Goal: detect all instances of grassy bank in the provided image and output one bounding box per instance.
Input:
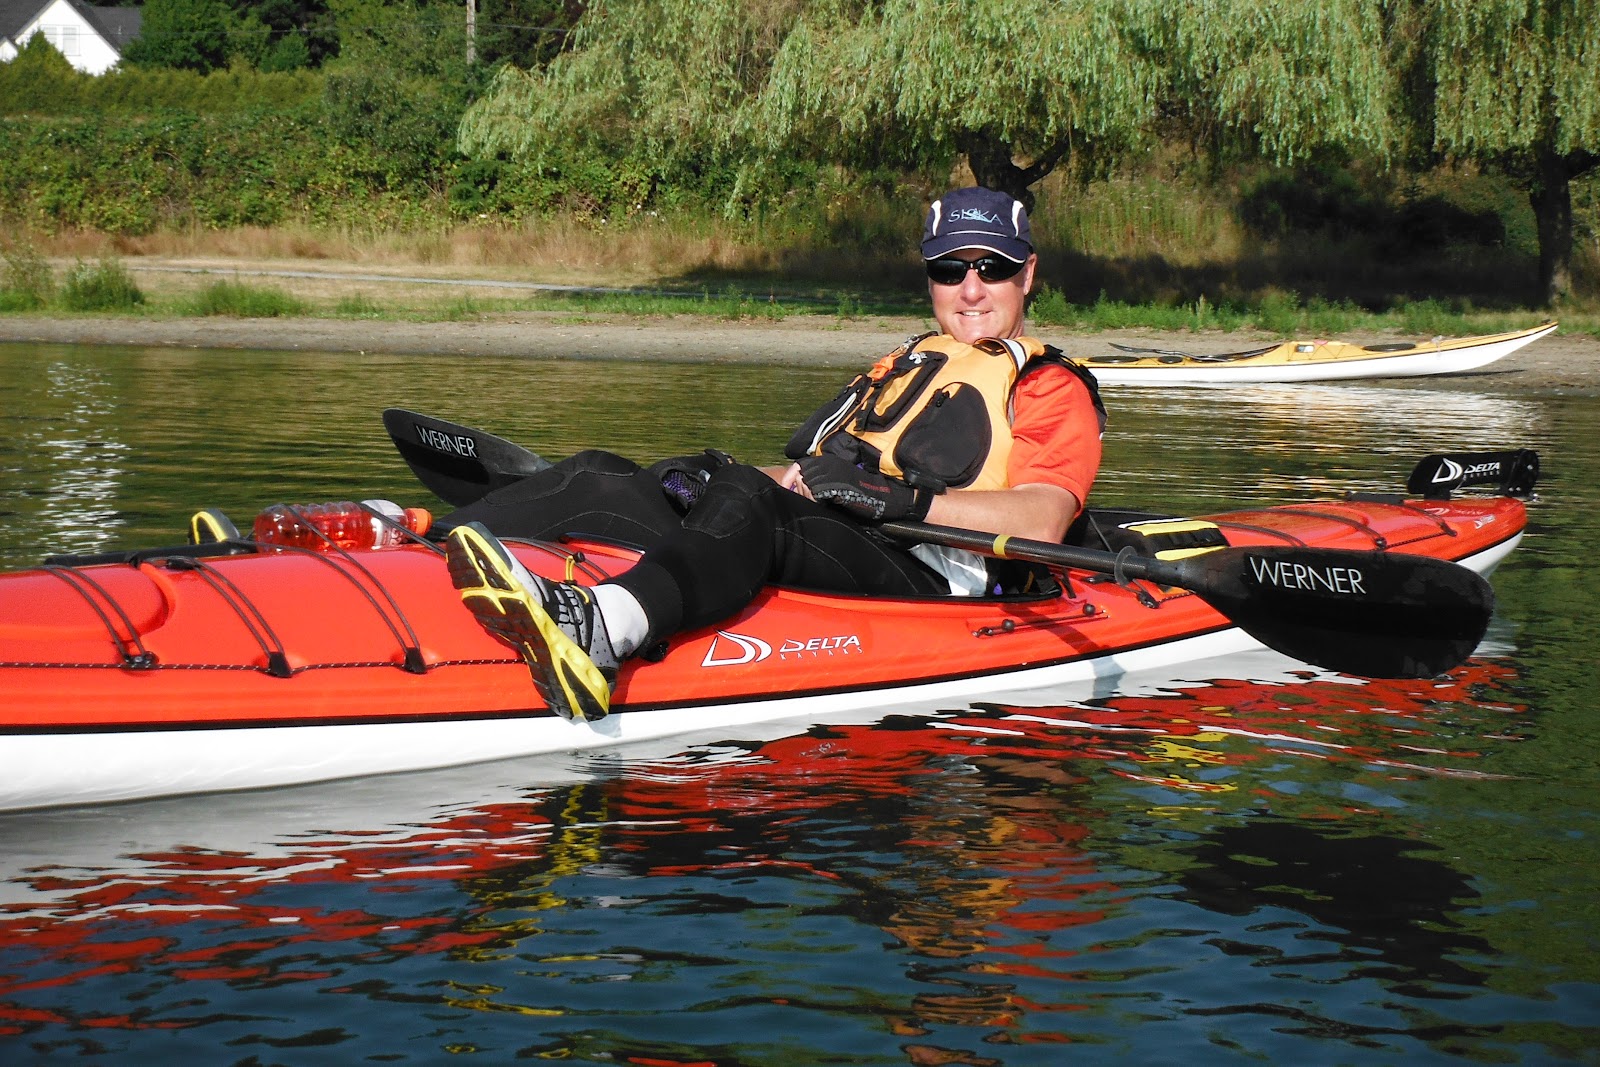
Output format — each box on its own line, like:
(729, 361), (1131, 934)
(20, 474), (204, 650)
(2, 249), (1584, 341)
(4, 154), (1596, 340)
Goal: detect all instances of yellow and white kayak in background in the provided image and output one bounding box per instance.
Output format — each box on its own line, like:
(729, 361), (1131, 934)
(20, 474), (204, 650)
(1081, 321), (1557, 385)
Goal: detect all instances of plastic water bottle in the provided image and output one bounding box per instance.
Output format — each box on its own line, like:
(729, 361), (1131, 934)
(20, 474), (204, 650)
(251, 499), (433, 551)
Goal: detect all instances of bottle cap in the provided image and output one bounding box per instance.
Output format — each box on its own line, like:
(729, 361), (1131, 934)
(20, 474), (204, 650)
(403, 507), (434, 535)
(361, 499), (405, 521)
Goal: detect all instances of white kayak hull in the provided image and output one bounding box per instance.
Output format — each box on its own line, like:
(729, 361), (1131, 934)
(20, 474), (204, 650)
(1084, 322), (1557, 386)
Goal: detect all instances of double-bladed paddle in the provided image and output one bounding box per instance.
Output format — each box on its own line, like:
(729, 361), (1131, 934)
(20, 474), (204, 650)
(382, 407), (1497, 679)
(382, 407), (551, 504)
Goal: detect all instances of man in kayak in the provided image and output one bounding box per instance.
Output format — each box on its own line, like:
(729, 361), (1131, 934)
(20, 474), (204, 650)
(443, 186), (1105, 721)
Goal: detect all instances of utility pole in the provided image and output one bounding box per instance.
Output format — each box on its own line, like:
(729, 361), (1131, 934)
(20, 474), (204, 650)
(466, 0), (476, 63)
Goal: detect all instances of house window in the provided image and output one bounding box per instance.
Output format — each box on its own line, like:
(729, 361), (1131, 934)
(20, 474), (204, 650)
(41, 25), (80, 56)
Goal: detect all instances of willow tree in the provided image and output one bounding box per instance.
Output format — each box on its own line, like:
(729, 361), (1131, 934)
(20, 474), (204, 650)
(1151, 1), (1395, 164)
(751, 0), (1166, 209)
(1418, 0), (1600, 305)
(1166, 0), (1600, 305)
(459, 0), (1168, 211)
(459, 0), (807, 203)
(459, 1), (1400, 215)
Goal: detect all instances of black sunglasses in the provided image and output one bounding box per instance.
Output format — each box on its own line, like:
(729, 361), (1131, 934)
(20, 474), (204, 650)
(926, 255), (1026, 286)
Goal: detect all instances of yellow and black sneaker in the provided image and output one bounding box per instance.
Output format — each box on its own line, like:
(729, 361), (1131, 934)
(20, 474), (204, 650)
(189, 508), (241, 545)
(445, 522), (619, 722)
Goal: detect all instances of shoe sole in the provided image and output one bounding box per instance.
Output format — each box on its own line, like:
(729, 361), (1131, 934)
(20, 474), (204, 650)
(444, 526), (611, 723)
(189, 508), (240, 544)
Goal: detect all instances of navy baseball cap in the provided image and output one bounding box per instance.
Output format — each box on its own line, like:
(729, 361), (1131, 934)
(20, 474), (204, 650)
(921, 187), (1033, 263)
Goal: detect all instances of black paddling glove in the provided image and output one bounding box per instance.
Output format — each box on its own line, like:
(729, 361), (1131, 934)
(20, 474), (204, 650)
(649, 449), (736, 512)
(798, 455), (933, 522)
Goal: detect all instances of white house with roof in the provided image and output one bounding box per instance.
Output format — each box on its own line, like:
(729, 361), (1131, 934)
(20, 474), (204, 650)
(0, 0), (141, 75)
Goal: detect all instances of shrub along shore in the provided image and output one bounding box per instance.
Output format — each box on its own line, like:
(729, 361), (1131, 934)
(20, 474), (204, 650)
(0, 250), (1584, 342)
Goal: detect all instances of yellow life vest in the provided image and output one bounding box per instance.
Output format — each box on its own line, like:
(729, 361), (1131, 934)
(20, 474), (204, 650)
(785, 333), (1055, 492)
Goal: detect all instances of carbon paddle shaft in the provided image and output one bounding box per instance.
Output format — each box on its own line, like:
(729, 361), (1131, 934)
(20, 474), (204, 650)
(882, 520), (1495, 680)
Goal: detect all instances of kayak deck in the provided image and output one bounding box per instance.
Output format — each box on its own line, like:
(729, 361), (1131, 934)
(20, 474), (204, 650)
(1, 493), (1526, 731)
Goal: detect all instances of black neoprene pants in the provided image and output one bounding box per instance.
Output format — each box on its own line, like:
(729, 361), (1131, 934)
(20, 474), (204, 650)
(439, 450), (949, 644)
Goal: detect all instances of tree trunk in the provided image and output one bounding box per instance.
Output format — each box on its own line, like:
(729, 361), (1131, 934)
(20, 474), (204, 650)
(1529, 148), (1573, 307)
(957, 129), (1072, 213)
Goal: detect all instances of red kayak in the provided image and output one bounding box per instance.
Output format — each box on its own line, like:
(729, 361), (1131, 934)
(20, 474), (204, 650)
(0, 443), (1535, 812)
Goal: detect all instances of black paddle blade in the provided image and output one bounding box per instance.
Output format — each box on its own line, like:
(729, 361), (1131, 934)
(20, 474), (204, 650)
(1170, 546), (1496, 679)
(1406, 449), (1539, 499)
(381, 408), (551, 506)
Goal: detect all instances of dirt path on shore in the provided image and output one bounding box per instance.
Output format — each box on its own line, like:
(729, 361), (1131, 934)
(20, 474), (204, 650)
(2, 258), (1596, 395)
(6, 311), (1596, 395)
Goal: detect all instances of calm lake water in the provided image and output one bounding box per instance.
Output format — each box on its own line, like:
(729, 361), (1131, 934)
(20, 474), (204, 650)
(1, 341), (1597, 1064)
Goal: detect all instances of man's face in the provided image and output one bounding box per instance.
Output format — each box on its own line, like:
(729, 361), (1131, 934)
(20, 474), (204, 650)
(927, 248), (1036, 344)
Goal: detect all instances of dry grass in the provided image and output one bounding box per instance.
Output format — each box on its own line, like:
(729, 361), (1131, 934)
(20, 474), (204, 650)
(21, 217), (893, 288)
(9, 161), (1595, 313)
(12, 190), (934, 296)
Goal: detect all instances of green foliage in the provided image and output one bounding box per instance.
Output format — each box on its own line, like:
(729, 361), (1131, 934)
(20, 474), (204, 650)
(258, 32), (313, 73)
(755, 0), (1164, 189)
(1425, 0), (1600, 159)
(475, 0), (584, 70)
(1402, 0), (1600, 302)
(1254, 290), (1304, 334)
(334, 292), (382, 316)
(1, 0), (1594, 310)
(104, 66), (322, 113)
(121, 0), (332, 73)
(1396, 298), (1458, 336)
(1155, 0), (1393, 165)
(228, 0), (337, 68)
(447, 1), (770, 178)
(60, 258), (145, 311)
(441, 294), (482, 320)
(0, 34), (80, 113)
(186, 280), (306, 316)
(0, 47), (323, 116)
(0, 110), (459, 233)
(460, 0), (1165, 208)
(0, 244), (55, 311)
(1027, 289), (1476, 336)
(323, 2), (486, 185)
(1028, 284), (1072, 326)
(457, 1), (969, 215)
(1034, 170), (1238, 261)
(123, 0), (238, 73)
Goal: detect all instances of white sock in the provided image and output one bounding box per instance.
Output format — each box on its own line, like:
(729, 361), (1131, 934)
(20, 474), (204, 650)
(591, 582), (650, 658)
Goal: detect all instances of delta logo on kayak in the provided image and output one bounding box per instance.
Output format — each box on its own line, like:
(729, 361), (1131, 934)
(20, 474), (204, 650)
(702, 629), (863, 667)
(1429, 457), (1502, 484)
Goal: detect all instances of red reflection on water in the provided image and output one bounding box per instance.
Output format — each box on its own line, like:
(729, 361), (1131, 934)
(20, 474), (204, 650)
(0, 657), (1530, 1043)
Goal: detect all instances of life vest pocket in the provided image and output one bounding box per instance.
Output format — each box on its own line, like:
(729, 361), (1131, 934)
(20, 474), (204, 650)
(785, 377), (870, 460)
(855, 349), (948, 433)
(893, 382), (992, 489)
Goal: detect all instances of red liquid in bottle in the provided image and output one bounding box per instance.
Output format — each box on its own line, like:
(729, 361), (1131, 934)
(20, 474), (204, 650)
(251, 500), (432, 550)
